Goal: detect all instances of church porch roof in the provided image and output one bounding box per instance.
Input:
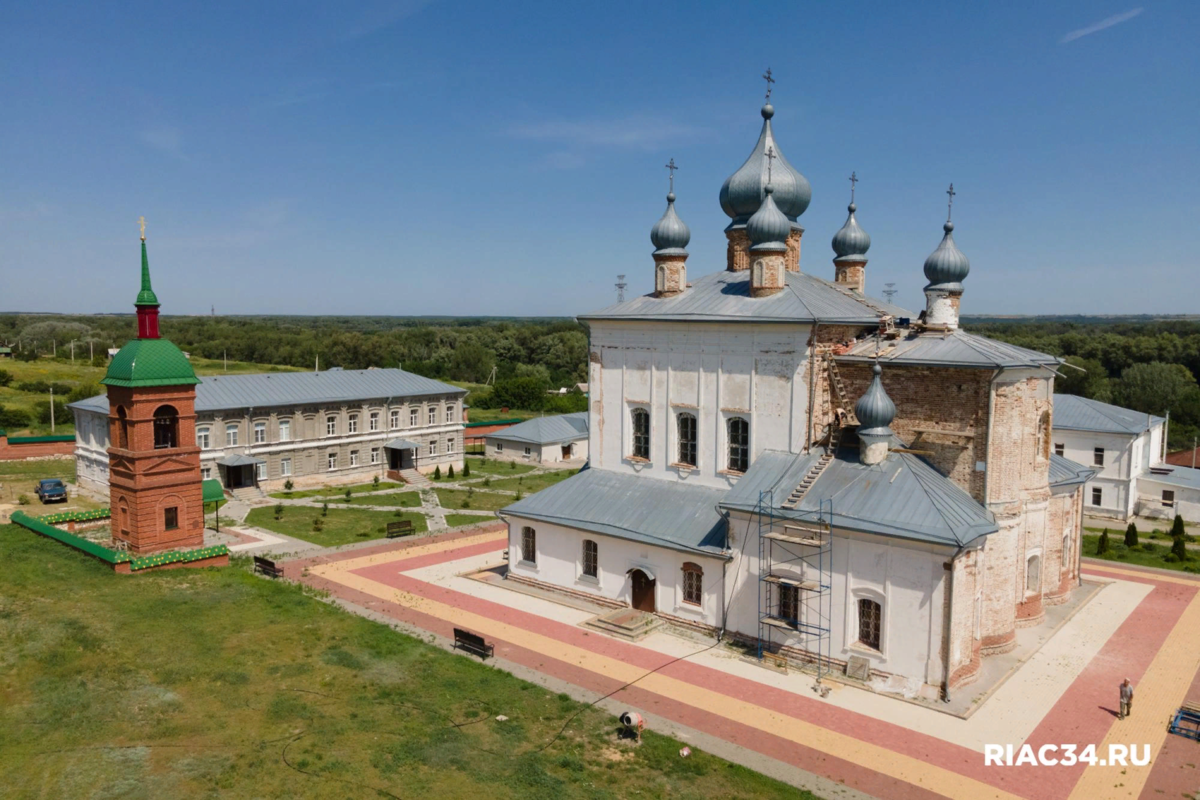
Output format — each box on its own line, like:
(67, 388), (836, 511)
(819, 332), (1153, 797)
(836, 329), (1061, 370)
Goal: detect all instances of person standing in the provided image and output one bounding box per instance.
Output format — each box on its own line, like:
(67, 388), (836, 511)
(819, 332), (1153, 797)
(1119, 678), (1134, 720)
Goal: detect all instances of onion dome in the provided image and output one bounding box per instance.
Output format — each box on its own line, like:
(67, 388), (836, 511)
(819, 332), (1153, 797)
(923, 220), (971, 291)
(746, 186), (790, 253)
(854, 363), (896, 436)
(719, 104), (812, 224)
(832, 202), (871, 262)
(102, 338), (199, 388)
(650, 191), (690, 255)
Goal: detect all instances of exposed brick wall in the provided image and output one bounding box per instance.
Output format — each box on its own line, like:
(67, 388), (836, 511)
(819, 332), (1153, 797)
(725, 228), (803, 273)
(987, 375), (1053, 505)
(0, 436), (75, 460)
(946, 548), (982, 689)
(834, 261), (865, 293)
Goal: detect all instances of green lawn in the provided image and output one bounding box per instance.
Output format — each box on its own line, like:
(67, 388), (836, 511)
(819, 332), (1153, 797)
(485, 470), (577, 494)
(330, 491), (423, 508)
(466, 408), (541, 424)
(462, 456), (537, 477)
(1082, 534), (1200, 573)
(434, 489), (513, 512)
(444, 513), (499, 528)
(269, 481), (404, 500)
(0, 527), (815, 799)
(245, 506), (428, 547)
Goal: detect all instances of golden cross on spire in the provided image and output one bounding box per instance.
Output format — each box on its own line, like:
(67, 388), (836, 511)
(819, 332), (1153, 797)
(765, 145), (777, 184)
(763, 67), (775, 101)
(138, 216), (146, 241)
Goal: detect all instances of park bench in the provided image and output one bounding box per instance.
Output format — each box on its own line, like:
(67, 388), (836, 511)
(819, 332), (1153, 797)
(452, 627), (494, 659)
(386, 520), (414, 538)
(253, 556), (284, 578)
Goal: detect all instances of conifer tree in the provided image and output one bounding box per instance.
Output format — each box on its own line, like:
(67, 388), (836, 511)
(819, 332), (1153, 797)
(1124, 522), (1138, 548)
(1171, 514), (1187, 540)
(434, 466), (442, 480)
(462, 460), (471, 478)
(448, 465), (455, 479)
(1097, 528), (1109, 555)
(1172, 530), (1189, 561)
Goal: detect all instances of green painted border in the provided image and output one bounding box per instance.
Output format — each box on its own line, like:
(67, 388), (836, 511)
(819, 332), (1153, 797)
(10, 510), (228, 570)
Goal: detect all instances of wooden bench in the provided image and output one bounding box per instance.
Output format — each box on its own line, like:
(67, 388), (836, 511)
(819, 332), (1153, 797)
(253, 556), (284, 578)
(453, 627), (494, 659)
(386, 520), (414, 538)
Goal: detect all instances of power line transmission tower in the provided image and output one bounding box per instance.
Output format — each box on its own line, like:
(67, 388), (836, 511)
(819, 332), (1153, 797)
(882, 282), (897, 304)
(616, 274), (628, 303)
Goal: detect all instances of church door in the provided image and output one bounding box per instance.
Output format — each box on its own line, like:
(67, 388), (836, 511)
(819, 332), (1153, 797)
(630, 569), (656, 613)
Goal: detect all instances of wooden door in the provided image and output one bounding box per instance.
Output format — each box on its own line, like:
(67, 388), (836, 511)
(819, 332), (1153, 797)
(631, 570), (656, 612)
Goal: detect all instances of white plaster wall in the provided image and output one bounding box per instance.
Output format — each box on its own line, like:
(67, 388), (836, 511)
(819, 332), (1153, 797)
(1135, 475), (1200, 523)
(71, 407), (111, 490)
(485, 437), (588, 465)
(505, 516), (725, 627)
(1052, 429), (1136, 517)
(587, 321), (813, 490)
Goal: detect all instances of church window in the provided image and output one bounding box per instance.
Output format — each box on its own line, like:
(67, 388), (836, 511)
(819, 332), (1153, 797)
(278, 419), (291, 442)
(429, 406), (437, 425)
(677, 413), (697, 467)
(727, 417), (749, 473)
(164, 507), (178, 531)
(350, 450), (359, 467)
(857, 598), (882, 651)
(281, 458), (292, 477)
(1091, 487), (1102, 506)
(1163, 489), (1175, 507)
(1062, 532), (1071, 572)
(1026, 555), (1041, 595)
(256, 462), (267, 481)
(327, 452), (337, 470)
(682, 562), (703, 606)
(409, 408), (418, 426)
(225, 423), (239, 447)
(446, 438), (454, 454)
(521, 526), (537, 565)
(778, 583), (799, 624)
(1054, 442), (1064, 457)
(326, 416), (337, 436)
(117, 406), (129, 449)
(582, 539), (598, 578)
(429, 440), (438, 456)
(370, 447), (380, 464)
(1093, 447), (1105, 467)
(369, 411), (380, 432)
(197, 426), (211, 450)
(390, 409), (400, 429)
(348, 414), (359, 434)
(201, 466), (211, 480)
(253, 421), (266, 444)
(631, 408), (650, 460)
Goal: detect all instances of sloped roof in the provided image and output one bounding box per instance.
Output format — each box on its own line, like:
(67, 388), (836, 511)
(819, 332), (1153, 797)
(102, 339), (200, 388)
(579, 269), (912, 325)
(1048, 454), (1097, 492)
(72, 368), (464, 415)
(486, 413), (588, 445)
(837, 329), (1061, 370)
(1053, 394), (1164, 435)
(721, 447), (998, 547)
(1138, 465), (1200, 491)
(502, 468), (729, 556)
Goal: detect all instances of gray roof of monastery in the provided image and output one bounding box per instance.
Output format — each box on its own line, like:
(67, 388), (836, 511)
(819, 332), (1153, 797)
(1139, 465), (1200, 491)
(579, 269), (912, 325)
(837, 329), (1061, 369)
(1052, 394), (1164, 435)
(720, 446), (998, 547)
(67, 368), (464, 415)
(502, 468), (729, 556)
(1048, 454), (1097, 490)
(485, 412), (588, 445)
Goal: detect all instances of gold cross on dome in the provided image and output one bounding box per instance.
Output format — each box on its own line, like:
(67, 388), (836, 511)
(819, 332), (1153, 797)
(765, 146), (777, 184)
(138, 216), (146, 240)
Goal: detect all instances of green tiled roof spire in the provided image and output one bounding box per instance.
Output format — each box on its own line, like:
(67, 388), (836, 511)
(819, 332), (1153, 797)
(135, 238), (159, 306)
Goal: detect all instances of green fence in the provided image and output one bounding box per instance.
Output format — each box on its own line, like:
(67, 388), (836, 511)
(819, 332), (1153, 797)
(11, 510), (129, 565)
(5, 434), (76, 444)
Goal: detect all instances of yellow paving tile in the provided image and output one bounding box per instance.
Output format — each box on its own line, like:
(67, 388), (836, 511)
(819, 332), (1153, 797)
(1084, 562), (1200, 587)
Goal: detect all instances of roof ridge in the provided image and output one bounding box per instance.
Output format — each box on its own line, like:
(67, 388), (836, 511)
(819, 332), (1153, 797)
(901, 454), (985, 541)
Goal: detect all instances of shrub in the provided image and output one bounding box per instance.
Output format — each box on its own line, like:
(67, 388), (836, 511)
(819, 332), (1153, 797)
(1097, 529), (1109, 555)
(274, 503), (284, 521)
(17, 494), (30, 505)
(372, 475), (380, 489)
(1164, 553), (1181, 563)
(1124, 523), (1138, 548)
(448, 465), (455, 480)
(509, 461), (516, 470)
(1171, 514), (1187, 540)
(283, 479), (294, 493)
(321, 502), (329, 517)
(15, 349), (38, 362)
(0, 405), (30, 429)
(1172, 531), (1189, 561)
(462, 461), (471, 478)
(461, 498), (471, 509)
(0, 369), (11, 387)
(483, 476), (491, 487)
(345, 488), (353, 501)
(515, 490), (523, 501)
(312, 517), (324, 532)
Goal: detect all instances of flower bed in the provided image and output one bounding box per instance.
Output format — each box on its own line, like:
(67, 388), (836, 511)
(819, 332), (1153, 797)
(36, 508), (112, 525)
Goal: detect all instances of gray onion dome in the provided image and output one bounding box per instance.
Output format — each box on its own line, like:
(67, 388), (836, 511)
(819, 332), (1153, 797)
(746, 185), (791, 252)
(719, 104), (812, 224)
(650, 192), (690, 255)
(832, 202), (871, 261)
(923, 221), (970, 291)
(855, 363), (896, 436)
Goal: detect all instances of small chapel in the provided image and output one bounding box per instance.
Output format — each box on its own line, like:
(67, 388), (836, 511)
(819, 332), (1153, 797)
(503, 82), (1094, 700)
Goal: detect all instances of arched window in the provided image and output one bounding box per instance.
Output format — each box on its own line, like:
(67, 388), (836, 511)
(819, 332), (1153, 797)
(1026, 554), (1041, 595)
(153, 405), (178, 449)
(677, 412), (697, 467)
(1037, 411), (1051, 461)
(521, 526), (537, 565)
(116, 406), (129, 449)
(225, 423), (239, 447)
(631, 408), (650, 460)
(582, 539), (598, 578)
(682, 561), (703, 606)
(727, 417), (749, 473)
(1062, 533), (1072, 573)
(857, 598), (882, 651)
(196, 426), (211, 450)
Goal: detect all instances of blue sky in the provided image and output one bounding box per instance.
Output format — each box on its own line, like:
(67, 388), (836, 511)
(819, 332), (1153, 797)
(2, 1), (1196, 317)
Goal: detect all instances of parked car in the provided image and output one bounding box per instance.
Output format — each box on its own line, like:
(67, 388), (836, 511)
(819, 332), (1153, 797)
(35, 479), (68, 504)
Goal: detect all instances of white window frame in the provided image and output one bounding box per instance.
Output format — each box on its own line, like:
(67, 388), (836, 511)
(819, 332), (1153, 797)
(348, 414), (359, 434)
(446, 438), (454, 454)
(410, 408), (419, 427)
(327, 452), (337, 471)
(1091, 486), (1103, 506)
(326, 416), (337, 437)
(848, 587), (887, 658)
(278, 418), (291, 442)
(255, 461), (267, 481)
(428, 407), (436, 426)
(496, 442), (504, 452)
(524, 446), (532, 456)
(369, 411), (380, 432)
(1054, 442), (1064, 457)
(225, 423), (239, 447)
(200, 466), (212, 480)
(429, 440), (437, 456)
(445, 403), (455, 422)
(197, 427), (211, 450)
(349, 450), (359, 467)
(370, 447), (380, 464)
(253, 421), (266, 444)
(281, 457), (292, 477)
(1093, 447), (1105, 467)
(1025, 553), (1042, 596)
(390, 409), (400, 429)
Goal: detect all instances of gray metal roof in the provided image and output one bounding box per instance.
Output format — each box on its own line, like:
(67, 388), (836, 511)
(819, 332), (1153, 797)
(1052, 394), (1164, 435)
(1139, 465), (1200, 491)
(69, 394), (109, 415)
(67, 368), (465, 415)
(1048, 454), (1097, 492)
(837, 329), (1061, 370)
(384, 438), (421, 450)
(579, 269), (912, 325)
(216, 453), (264, 467)
(502, 468), (729, 556)
(486, 413), (588, 446)
(720, 447), (997, 547)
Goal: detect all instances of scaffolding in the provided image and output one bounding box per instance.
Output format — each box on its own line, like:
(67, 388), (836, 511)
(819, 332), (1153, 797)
(756, 490), (834, 682)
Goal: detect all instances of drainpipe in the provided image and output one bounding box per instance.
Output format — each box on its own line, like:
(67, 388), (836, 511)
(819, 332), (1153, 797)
(714, 504), (733, 642)
(942, 544), (967, 703)
(806, 324), (821, 453)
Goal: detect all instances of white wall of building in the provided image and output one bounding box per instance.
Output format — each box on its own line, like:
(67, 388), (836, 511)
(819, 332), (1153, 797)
(1135, 475), (1200, 524)
(486, 437), (588, 465)
(72, 407), (111, 491)
(1052, 421), (1164, 519)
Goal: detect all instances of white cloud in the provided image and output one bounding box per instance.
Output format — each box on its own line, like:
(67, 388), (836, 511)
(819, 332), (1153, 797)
(139, 127), (185, 158)
(1061, 8), (1144, 43)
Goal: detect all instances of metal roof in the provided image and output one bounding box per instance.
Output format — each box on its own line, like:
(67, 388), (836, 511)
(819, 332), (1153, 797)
(215, 454), (264, 467)
(502, 468), (729, 556)
(1048, 454), (1097, 492)
(1052, 394), (1164, 435)
(1139, 465), (1200, 491)
(720, 447), (998, 547)
(579, 269), (912, 325)
(486, 413), (588, 445)
(102, 338), (200, 388)
(837, 329), (1061, 370)
(384, 438), (421, 450)
(71, 368), (464, 415)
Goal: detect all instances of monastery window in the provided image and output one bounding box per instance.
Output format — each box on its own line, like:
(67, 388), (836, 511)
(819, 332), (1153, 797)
(582, 539), (598, 579)
(857, 598), (882, 651)
(727, 417), (750, 474)
(348, 414), (359, 434)
(446, 403), (456, 422)
(410, 408), (419, 427)
(1163, 489), (1175, 508)
(682, 562), (703, 606)
(369, 411), (380, 432)
(225, 423), (239, 447)
(630, 408), (650, 460)
(521, 526), (537, 565)
(256, 462), (267, 481)
(1054, 443), (1064, 457)
(1037, 412), (1051, 461)
(1091, 487), (1103, 506)
(524, 446), (532, 456)
(429, 440), (438, 456)
(350, 450), (359, 467)
(197, 426), (211, 450)
(446, 439), (454, 454)
(1062, 533), (1071, 572)
(281, 458), (292, 477)
(496, 442), (504, 452)
(164, 507), (178, 531)
(778, 583), (799, 624)
(253, 421), (266, 444)
(326, 416), (337, 437)
(201, 466), (212, 480)
(429, 406), (437, 426)
(117, 406), (129, 449)
(153, 406), (179, 450)
(1093, 447), (1105, 467)
(327, 452), (337, 471)
(279, 418), (291, 442)
(1025, 555), (1041, 595)
(677, 413), (697, 467)
(390, 409), (400, 429)
(370, 447), (380, 464)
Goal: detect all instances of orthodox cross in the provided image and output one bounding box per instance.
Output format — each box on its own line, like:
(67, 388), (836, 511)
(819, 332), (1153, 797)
(765, 146), (776, 184)
(763, 67), (775, 101)
(138, 216), (146, 241)
(665, 158), (678, 193)
(849, 171), (858, 203)
(946, 183), (956, 221)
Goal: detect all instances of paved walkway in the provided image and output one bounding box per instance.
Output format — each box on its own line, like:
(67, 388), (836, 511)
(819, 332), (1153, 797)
(289, 529), (1200, 800)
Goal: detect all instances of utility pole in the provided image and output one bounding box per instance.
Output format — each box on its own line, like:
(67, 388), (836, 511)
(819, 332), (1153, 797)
(70, 339), (77, 363)
(1193, 436), (1197, 469)
(52, 340), (56, 357)
(89, 339), (94, 361)
(49, 387), (55, 434)
(224, 350), (228, 372)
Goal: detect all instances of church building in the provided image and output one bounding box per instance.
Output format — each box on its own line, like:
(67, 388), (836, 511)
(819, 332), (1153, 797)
(502, 85), (1095, 700)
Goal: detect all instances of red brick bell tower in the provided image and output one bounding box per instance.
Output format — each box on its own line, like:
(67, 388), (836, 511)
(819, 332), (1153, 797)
(101, 221), (204, 555)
